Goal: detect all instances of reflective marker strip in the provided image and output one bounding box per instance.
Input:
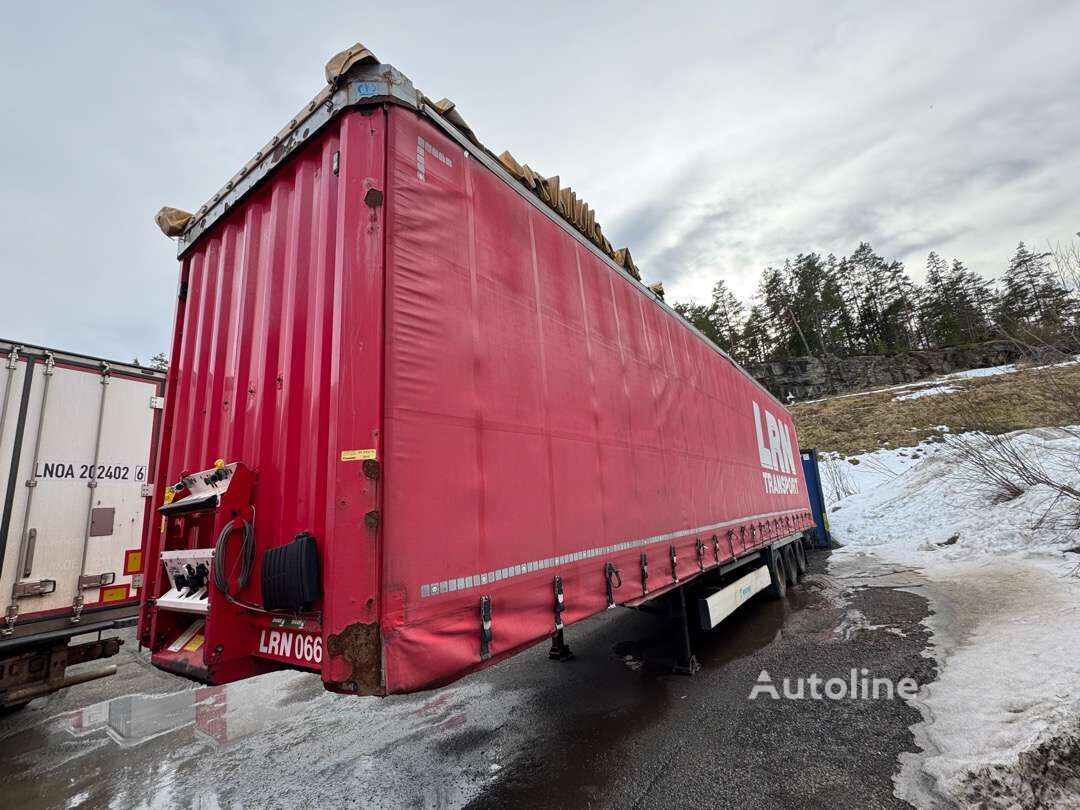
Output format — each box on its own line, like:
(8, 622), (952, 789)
(420, 507), (808, 598)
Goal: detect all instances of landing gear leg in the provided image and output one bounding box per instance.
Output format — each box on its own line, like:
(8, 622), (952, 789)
(670, 587), (700, 676)
(548, 628), (574, 661)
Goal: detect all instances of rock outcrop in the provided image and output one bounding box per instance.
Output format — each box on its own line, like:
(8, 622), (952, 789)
(746, 340), (1074, 401)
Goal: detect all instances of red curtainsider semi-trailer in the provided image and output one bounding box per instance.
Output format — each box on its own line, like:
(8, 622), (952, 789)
(139, 43), (815, 696)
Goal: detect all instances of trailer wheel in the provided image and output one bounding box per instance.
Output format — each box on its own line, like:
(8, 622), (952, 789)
(782, 545), (798, 586)
(793, 539), (808, 578)
(766, 548), (787, 599)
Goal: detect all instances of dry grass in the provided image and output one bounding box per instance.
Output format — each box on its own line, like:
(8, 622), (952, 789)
(791, 362), (1080, 456)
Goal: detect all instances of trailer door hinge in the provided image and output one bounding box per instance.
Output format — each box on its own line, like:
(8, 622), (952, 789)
(332, 150), (340, 176)
(479, 595), (492, 660)
(149, 396), (164, 410)
(696, 538), (706, 572)
(640, 552), (649, 595)
(670, 544), (679, 583)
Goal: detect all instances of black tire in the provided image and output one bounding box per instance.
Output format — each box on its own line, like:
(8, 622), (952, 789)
(766, 547), (787, 599)
(782, 545), (798, 586)
(1, 701), (30, 715)
(793, 539), (808, 577)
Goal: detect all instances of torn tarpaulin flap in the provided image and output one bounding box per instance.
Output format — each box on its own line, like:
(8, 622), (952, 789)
(155, 206), (193, 237)
(324, 42), (380, 85)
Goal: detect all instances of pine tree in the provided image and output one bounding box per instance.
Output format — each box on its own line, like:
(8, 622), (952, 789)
(917, 251), (951, 347)
(757, 266), (797, 358)
(995, 242), (1075, 335)
(672, 279), (746, 355)
(149, 352), (169, 371)
(710, 279), (746, 354)
(847, 243), (915, 353)
(740, 305), (772, 364)
(785, 253), (849, 356)
(673, 300), (721, 347)
(828, 253), (860, 353)
(947, 259), (995, 343)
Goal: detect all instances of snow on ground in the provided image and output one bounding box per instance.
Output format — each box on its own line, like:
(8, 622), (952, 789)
(824, 427), (1080, 807)
(939, 363), (1017, 380)
(893, 384), (959, 402)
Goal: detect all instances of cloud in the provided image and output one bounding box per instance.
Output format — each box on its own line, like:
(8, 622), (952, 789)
(1, 1), (1078, 359)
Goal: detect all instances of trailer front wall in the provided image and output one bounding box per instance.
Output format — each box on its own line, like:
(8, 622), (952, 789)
(143, 111), (386, 686)
(381, 108), (813, 692)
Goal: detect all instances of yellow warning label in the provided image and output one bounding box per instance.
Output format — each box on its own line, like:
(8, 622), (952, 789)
(183, 633), (205, 653)
(124, 549), (143, 575)
(100, 585), (129, 604)
(340, 448), (377, 462)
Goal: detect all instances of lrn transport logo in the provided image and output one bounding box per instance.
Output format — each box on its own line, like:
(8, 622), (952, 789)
(749, 669), (919, 701)
(753, 402), (799, 495)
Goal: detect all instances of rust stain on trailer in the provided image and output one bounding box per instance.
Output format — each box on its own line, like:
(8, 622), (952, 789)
(327, 621), (382, 695)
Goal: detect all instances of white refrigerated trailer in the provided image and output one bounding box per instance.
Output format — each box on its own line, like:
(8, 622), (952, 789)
(0, 339), (164, 708)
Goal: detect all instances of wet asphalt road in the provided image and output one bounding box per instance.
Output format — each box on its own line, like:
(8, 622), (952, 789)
(1, 550), (936, 809)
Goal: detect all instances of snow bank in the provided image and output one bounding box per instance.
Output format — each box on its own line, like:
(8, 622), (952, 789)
(826, 427), (1080, 563)
(825, 427), (1080, 807)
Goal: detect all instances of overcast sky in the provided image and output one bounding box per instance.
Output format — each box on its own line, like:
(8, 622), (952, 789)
(2, 1), (1078, 362)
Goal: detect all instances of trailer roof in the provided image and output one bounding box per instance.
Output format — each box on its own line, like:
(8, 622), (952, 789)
(0, 338), (166, 380)
(159, 43), (788, 412)
(167, 46), (638, 280)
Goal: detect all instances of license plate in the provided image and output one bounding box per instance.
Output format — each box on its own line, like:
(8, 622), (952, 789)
(256, 628), (323, 669)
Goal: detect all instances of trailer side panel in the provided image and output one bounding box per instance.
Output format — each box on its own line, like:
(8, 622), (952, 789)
(380, 108), (812, 692)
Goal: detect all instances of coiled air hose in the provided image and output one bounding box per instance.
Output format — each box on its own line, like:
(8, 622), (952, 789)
(213, 519), (255, 596)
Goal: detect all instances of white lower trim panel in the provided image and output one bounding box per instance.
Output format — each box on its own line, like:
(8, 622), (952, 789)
(697, 565), (772, 629)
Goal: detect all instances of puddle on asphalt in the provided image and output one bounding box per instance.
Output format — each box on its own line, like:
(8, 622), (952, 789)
(610, 584), (823, 674)
(469, 584), (833, 809)
(1, 670), (524, 809)
(1, 580), (834, 809)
